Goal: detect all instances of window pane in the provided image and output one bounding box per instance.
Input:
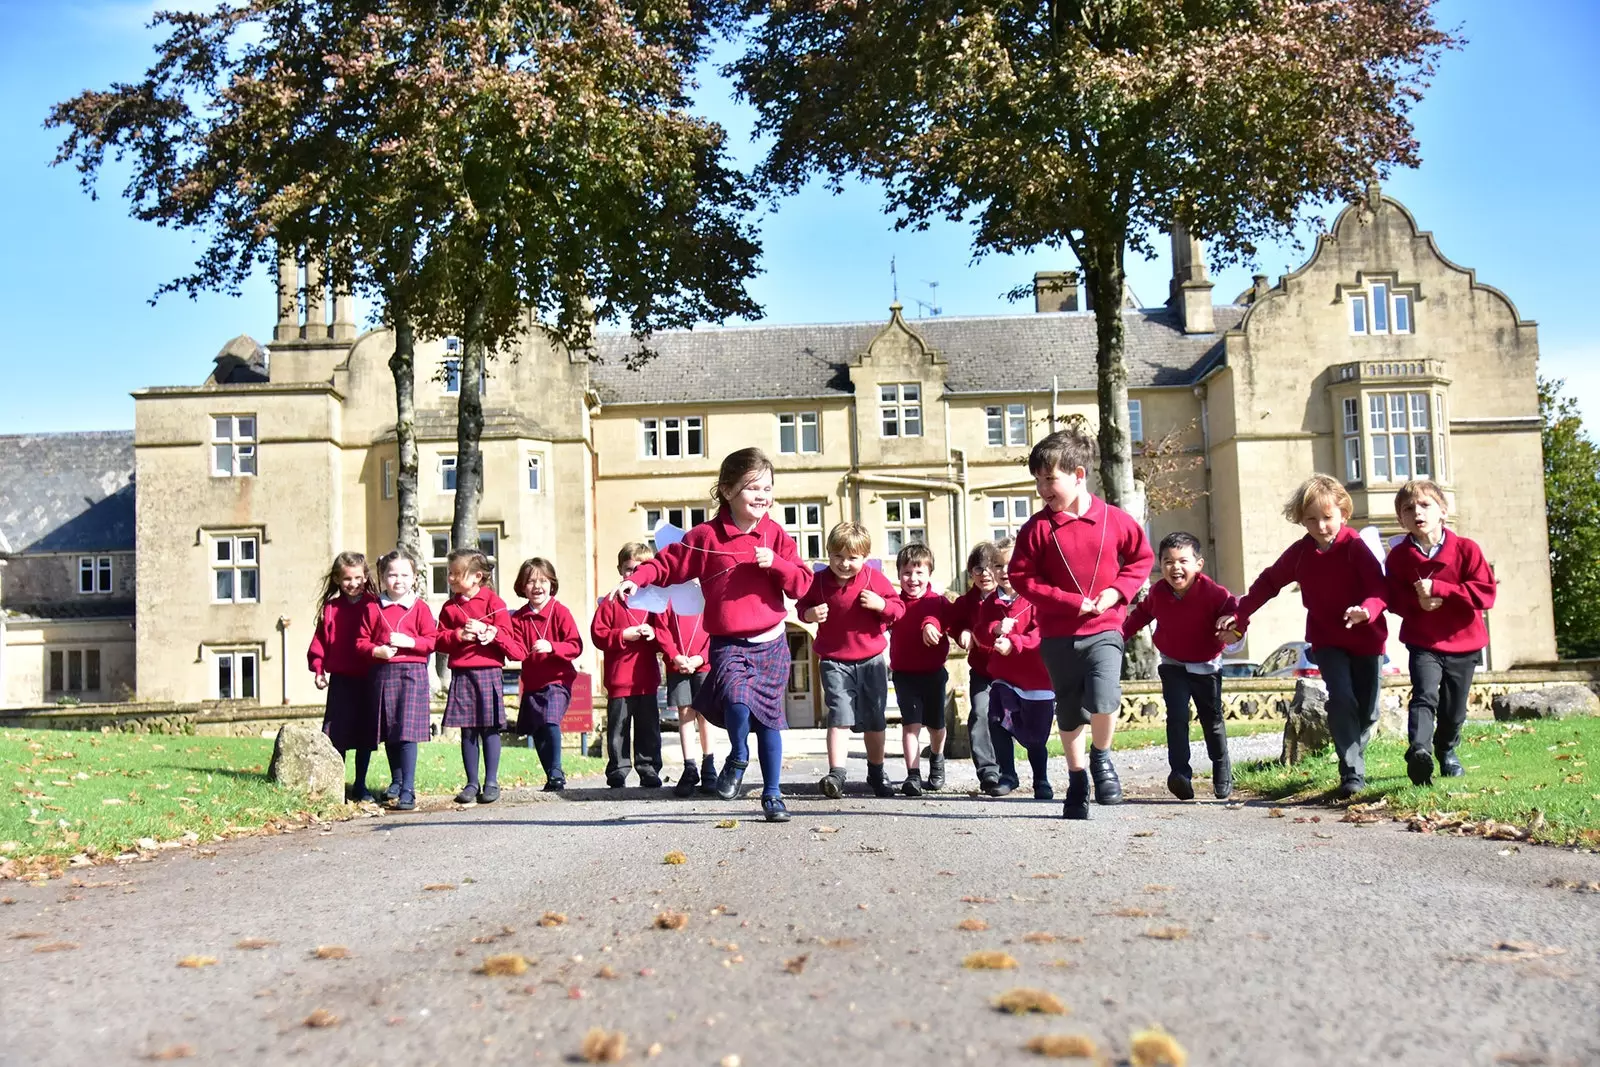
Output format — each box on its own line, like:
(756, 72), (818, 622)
(1372, 284), (1389, 332)
(68, 650), (83, 691)
(903, 408), (921, 436)
(664, 422), (681, 457)
(779, 419), (796, 454)
(1014, 498), (1030, 519)
(1393, 294), (1411, 333)
(1392, 433), (1410, 479)
(991, 499), (1006, 520)
(237, 416), (255, 440)
(236, 445), (256, 475)
(1390, 393), (1407, 430)
(801, 419), (818, 453)
(907, 500), (924, 521)
(881, 411), (897, 437)
(804, 504), (821, 525)
(1345, 437), (1362, 483)
(686, 420), (702, 456)
(986, 407), (1002, 446)
(903, 384), (919, 401)
(238, 538), (256, 562)
(1343, 398), (1359, 435)
(98, 558), (112, 592)
(431, 533), (449, 558)
(880, 385), (897, 403)
(443, 467), (456, 491)
(886, 531), (904, 554)
(86, 650), (101, 690)
(668, 508), (685, 529)
(213, 444), (233, 474)
(214, 417), (232, 440)
(241, 655), (256, 699)
(1008, 404), (1027, 444)
(79, 559), (92, 594)
(910, 527), (926, 544)
(239, 569), (257, 601)
(691, 507), (707, 526)
(50, 651), (64, 691)
(218, 655), (233, 699)
(886, 500), (902, 523)
(1413, 435), (1431, 476)
(1369, 395), (1386, 430)
(1411, 392), (1429, 429)
(215, 538), (232, 563)
(216, 570), (234, 601)
(1350, 295), (1367, 334)
(780, 505), (797, 525)
(1128, 400), (1144, 443)
(805, 533), (823, 559)
(642, 421), (658, 457)
(478, 532), (497, 557)
(432, 564), (449, 595)
(1372, 435), (1389, 480)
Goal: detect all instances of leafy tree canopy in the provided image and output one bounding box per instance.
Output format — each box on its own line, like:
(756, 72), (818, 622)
(1541, 377), (1600, 659)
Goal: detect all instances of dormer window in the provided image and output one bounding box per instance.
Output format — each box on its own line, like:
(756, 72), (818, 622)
(1348, 279), (1415, 336)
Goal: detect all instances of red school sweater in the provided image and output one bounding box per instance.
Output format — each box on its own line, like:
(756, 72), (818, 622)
(974, 593), (1052, 692)
(1009, 496), (1154, 639)
(355, 596), (439, 664)
(657, 608), (712, 676)
(796, 565), (906, 662)
(1122, 574), (1239, 664)
(502, 599), (584, 691)
(891, 589), (953, 673)
(435, 587), (513, 670)
(947, 586), (995, 677)
(626, 508), (812, 638)
(308, 593), (376, 677)
(590, 597), (664, 698)
(1234, 525), (1388, 657)
(1384, 530), (1495, 654)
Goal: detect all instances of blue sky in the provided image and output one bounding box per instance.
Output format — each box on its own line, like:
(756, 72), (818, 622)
(1, 0), (1596, 433)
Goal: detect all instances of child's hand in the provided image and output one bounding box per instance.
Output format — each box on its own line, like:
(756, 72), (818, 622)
(673, 655), (692, 673)
(1077, 595), (1097, 616)
(957, 632), (972, 651)
(1215, 614), (1238, 638)
(858, 589), (886, 612)
(994, 636), (1013, 656)
(685, 655), (703, 672)
(1418, 595), (1444, 612)
(314, 671), (330, 690)
(998, 616), (1016, 635)
(753, 546), (775, 569)
(1414, 578), (1433, 599)
(627, 624), (655, 642)
(1343, 606), (1371, 628)
(1092, 589), (1120, 614)
(462, 618), (487, 637)
(611, 580), (637, 601)
(533, 639), (554, 654)
(477, 625), (498, 645)
(373, 645), (397, 661)
(921, 622), (942, 647)
(389, 632), (416, 649)
(805, 604), (829, 624)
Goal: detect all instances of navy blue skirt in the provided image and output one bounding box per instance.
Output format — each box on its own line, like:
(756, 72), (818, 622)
(989, 681), (1056, 748)
(443, 666), (506, 730)
(321, 672), (377, 752)
(374, 661), (432, 744)
(518, 683), (571, 732)
(694, 635), (789, 732)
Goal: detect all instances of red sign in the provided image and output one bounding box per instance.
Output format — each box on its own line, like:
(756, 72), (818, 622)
(562, 672), (595, 733)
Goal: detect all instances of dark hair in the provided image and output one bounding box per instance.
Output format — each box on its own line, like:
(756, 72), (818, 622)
(315, 551), (377, 618)
(896, 542), (935, 573)
(1028, 427), (1096, 477)
(447, 547), (494, 588)
(711, 447), (774, 505)
(1158, 531), (1204, 558)
(617, 542), (654, 569)
(966, 540), (1005, 578)
(514, 557), (559, 598)
(375, 548), (421, 594)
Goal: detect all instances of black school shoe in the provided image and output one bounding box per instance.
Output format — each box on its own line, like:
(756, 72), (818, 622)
(1438, 750), (1465, 777)
(1337, 776), (1365, 799)
(867, 765), (897, 798)
(1212, 757), (1234, 800)
(761, 795), (791, 822)
(638, 768), (663, 789)
(393, 792), (417, 811)
(715, 759), (748, 800)
(984, 779), (1015, 797)
(1405, 747), (1435, 786)
(927, 755), (947, 791)
(381, 782), (402, 804)
(1061, 770), (1090, 820)
(1167, 773), (1195, 801)
(542, 778), (566, 792)
(1088, 747), (1123, 805)
(1033, 780), (1054, 801)
(819, 770), (845, 799)
(902, 770), (924, 797)
(673, 761), (700, 797)
(698, 755), (719, 795)
(606, 775), (627, 789)
(477, 784), (500, 804)
(454, 784), (479, 804)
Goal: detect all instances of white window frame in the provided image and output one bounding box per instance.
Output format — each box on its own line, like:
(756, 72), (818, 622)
(439, 455), (457, 493)
(526, 454), (542, 493)
(1128, 398), (1144, 445)
(777, 412), (820, 455)
(986, 495), (1034, 541)
(47, 648), (102, 693)
(781, 501), (827, 561)
(425, 528), (498, 595)
(879, 384), (922, 438)
(640, 416), (704, 459)
(440, 337), (487, 395)
(211, 533), (260, 603)
(210, 414), (257, 477)
(382, 458), (395, 500)
(883, 497), (927, 555)
(644, 506), (710, 549)
(1363, 389), (1437, 484)
(1341, 397), (1363, 483)
(211, 647), (260, 701)
(78, 555), (113, 595)
(1350, 281), (1415, 336)
(985, 402), (1028, 447)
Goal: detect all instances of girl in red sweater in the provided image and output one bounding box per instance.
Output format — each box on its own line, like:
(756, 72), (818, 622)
(503, 557), (584, 792)
(1218, 475), (1388, 798)
(307, 551), (379, 801)
(437, 549), (513, 805)
(658, 603), (718, 798)
(356, 550), (438, 811)
(948, 538), (1012, 795)
(973, 541), (1057, 802)
(614, 448), (813, 822)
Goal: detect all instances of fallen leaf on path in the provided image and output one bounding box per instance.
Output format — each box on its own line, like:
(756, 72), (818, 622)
(470, 926), (516, 944)
(1103, 906), (1158, 918)
(816, 937), (859, 949)
(176, 955), (217, 968)
(302, 1009), (338, 1029)
(235, 938), (276, 950)
(477, 954), (530, 977)
(1023, 1034), (1097, 1058)
(1547, 878), (1600, 893)
(962, 951), (1018, 970)
(539, 912), (567, 927)
(1021, 932), (1059, 943)
(1143, 885), (1173, 893)
(811, 826), (840, 834)
(1030, 872), (1062, 879)
(715, 820), (738, 829)
(1130, 1028), (1188, 1066)
(423, 884), (456, 891)
(663, 851), (687, 865)
(960, 896), (996, 904)
(654, 912), (689, 931)
(1266, 808), (1285, 819)
(1143, 927), (1190, 941)
(1132, 831), (1157, 838)
(647, 1043), (662, 1058)
(32, 942), (78, 953)
(9, 931), (49, 939)
(957, 918), (989, 931)
(1493, 940), (1566, 957)
(312, 945), (350, 960)
(144, 1044), (196, 1060)
(783, 954), (808, 975)
(992, 988), (1068, 1015)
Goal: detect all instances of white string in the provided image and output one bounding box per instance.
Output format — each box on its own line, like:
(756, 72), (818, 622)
(1052, 512), (1108, 600)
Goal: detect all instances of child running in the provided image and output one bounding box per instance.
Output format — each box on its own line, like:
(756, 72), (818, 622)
(307, 551), (379, 801)
(614, 448), (813, 822)
(1009, 428), (1154, 820)
(356, 549), (438, 811)
(591, 543), (667, 789)
(1385, 479), (1497, 785)
(949, 538), (1011, 795)
(502, 557), (584, 792)
(436, 548), (513, 805)
(974, 540), (1056, 800)
(1217, 474), (1388, 798)
(658, 602), (719, 798)
(799, 522), (905, 799)
(1122, 532), (1239, 801)
(890, 542), (952, 796)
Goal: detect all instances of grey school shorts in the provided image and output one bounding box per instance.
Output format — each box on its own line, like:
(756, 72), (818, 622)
(820, 654), (889, 733)
(665, 671), (704, 709)
(1040, 631), (1125, 731)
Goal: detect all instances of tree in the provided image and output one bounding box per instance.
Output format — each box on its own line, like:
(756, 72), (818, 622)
(1540, 378), (1600, 659)
(49, 0), (761, 555)
(729, 0), (1457, 512)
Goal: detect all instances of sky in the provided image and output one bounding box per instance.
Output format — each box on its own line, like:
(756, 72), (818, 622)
(1, 0), (1597, 433)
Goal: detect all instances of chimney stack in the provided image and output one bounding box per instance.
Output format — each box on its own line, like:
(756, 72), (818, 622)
(1168, 224), (1214, 333)
(1033, 270), (1080, 313)
(274, 248), (299, 343)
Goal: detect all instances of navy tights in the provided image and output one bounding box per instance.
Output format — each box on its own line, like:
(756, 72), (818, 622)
(460, 728), (503, 788)
(724, 702), (783, 798)
(384, 741), (418, 797)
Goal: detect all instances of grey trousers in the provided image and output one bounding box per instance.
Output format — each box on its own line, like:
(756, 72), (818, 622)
(967, 671), (998, 781)
(1314, 646), (1383, 782)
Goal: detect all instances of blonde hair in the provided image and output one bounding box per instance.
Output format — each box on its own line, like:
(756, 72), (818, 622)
(315, 551), (376, 616)
(1394, 479), (1447, 514)
(1283, 474), (1352, 523)
(617, 542), (655, 569)
(826, 521), (872, 557)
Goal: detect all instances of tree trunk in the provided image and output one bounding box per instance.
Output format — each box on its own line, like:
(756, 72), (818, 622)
(388, 312), (422, 563)
(450, 296), (487, 554)
(1085, 241), (1135, 511)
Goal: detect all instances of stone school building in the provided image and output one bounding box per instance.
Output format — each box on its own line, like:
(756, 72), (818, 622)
(0, 188), (1556, 714)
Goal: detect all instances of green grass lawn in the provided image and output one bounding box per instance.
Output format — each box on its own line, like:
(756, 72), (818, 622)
(0, 729), (604, 865)
(1233, 718), (1600, 847)
(1043, 717), (1283, 757)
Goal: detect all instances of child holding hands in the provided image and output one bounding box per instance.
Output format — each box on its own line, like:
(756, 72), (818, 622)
(973, 540), (1057, 803)
(356, 550), (438, 811)
(436, 548), (513, 805)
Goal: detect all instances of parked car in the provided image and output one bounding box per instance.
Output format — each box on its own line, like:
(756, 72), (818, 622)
(1255, 641), (1404, 679)
(1218, 661), (1260, 679)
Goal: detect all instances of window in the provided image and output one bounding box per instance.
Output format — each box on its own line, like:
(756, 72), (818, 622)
(879, 384), (922, 438)
(781, 502), (826, 561)
(47, 649), (101, 693)
(778, 412), (820, 455)
(211, 415), (257, 477)
(1128, 398), (1144, 445)
(526, 454), (542, 492)
(1340, 397), (1362, 483)
(987, 496), (1034, 541)
(884, 498), (926, 555)
(440, 455), (457, 492)
(382, 459), (395, 500)
(213, 648), (259, 701)
(440, 338), (486, 395)
(644, 506), (709, 548)
(1350, 281), (1414, 335)
(641, 416), (704, 459)
(212, 534), (260, 603)
(1371, 283), (1389, 333)
(78, 556), (113, 595)
(1364, 390), (1435, 484)
(1349, 294), (1368, 334)
(984, 403), (1028, 447)
(427, 529), (498, 594)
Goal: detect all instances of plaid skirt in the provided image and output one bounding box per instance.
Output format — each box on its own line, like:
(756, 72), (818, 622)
(518, 683), (571, 732)
(374, 661), (432, 744)
(693, 635), (789, 732)
(321, 672), (378, 752)
(988, 681), (1057, 748)
(443, 666), (506, 730)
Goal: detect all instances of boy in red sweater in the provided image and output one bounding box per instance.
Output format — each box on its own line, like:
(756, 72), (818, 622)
(891, 542), (953, 796)
(1009, 429), (1153, 819)
(798, 522), (905, 798)
(1386, 479), (1496, 785)
(1123, 532), (1239, 801)
(1218, 475), (1388, 798)
(591, 543), (666, 789)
